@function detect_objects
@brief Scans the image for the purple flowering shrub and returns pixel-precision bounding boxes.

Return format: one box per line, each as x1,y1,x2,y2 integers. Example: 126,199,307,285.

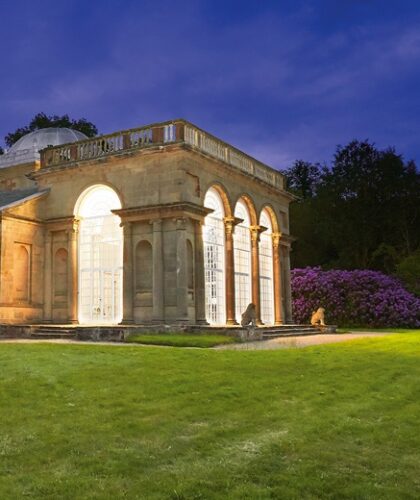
291,267,420,327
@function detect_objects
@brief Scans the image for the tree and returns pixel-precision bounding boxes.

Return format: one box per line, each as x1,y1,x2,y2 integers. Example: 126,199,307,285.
287,140,420,272
4,112,98,148
282,160,323,199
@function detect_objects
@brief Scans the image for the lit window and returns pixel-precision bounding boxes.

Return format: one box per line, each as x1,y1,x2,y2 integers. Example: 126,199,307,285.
234,199,252,322
75,185,123,324
259,210,275,324
203,188,226,324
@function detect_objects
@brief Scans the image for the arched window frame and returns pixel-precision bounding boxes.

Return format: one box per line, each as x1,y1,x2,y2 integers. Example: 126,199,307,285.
203,187,226,324
234,199,252,322
75,185,123,324
259,209,275,325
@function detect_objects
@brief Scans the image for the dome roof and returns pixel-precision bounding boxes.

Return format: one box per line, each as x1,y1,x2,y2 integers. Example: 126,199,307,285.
9,127,88,153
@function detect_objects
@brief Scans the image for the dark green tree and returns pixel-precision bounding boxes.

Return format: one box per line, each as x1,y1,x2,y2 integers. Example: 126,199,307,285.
283,160,323,199
287,140,420,272
4,112,98,148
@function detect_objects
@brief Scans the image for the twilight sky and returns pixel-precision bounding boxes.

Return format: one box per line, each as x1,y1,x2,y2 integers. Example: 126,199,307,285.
1,0,420,170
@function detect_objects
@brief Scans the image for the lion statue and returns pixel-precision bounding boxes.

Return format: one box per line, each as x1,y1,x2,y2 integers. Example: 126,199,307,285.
241,303,257,327
310,307,326,326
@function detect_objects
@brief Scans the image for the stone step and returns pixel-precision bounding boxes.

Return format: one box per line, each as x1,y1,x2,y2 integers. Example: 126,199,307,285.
30,328,77,339
262,330,319,339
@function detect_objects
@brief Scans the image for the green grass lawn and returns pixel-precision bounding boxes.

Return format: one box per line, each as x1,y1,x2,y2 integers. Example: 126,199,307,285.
338,327,420,334
126,333,238,348
0,334,419,499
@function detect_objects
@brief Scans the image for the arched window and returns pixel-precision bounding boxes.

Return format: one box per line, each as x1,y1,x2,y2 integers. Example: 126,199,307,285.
259,210,274,324
75,185,123,324
54,248,68,302
203,187,226,324
14,244,30,302
136,241,153,291
234,199,252,322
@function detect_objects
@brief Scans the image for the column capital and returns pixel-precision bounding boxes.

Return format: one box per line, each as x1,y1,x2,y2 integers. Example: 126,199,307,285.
249,225,265,244
175,217,188,230
150,218,163,230
223,216,241,236
71,218,80,234
272,232,282,248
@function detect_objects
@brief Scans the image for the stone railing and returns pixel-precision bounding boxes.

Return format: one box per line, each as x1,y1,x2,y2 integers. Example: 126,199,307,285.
40,120,284,190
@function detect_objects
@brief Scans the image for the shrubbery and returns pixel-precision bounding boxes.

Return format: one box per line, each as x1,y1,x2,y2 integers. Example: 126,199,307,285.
291,267,420,327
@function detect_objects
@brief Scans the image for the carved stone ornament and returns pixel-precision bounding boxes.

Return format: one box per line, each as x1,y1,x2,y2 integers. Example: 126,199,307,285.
241,302,257,327
310,307,326,326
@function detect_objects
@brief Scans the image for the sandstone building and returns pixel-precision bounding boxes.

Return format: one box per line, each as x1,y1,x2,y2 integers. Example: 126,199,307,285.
0,120,294,326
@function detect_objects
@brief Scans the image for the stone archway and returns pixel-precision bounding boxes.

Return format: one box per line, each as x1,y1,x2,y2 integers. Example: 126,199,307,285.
75,185,123,324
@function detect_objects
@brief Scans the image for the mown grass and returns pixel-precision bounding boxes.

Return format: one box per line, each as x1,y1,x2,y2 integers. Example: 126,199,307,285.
126,333,238,348
0,334,419,499
338,327,420,334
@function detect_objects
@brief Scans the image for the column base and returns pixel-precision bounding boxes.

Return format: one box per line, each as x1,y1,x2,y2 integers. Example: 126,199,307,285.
68,319,79,324
256,319,264,326
274,320,284,326
226,319,239,326
120,319,134,325
195,319,210,325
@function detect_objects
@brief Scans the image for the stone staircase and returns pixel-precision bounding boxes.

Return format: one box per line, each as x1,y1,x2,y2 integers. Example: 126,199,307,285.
260,325,321,339
30,326,77,340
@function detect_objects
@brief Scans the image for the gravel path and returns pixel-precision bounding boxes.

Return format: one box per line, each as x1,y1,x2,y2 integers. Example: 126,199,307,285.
0,332,395,350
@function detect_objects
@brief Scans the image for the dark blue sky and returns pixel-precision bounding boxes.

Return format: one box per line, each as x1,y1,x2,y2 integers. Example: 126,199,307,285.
1,0,420,169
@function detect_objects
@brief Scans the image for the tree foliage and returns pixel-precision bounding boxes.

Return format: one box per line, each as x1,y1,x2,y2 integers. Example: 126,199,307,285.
283,140,420,276
4,112,98,148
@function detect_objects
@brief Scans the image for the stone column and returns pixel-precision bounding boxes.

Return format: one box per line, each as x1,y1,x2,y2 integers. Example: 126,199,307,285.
224,216,238,325
176,218,189,322
250,225,263,325
272,232,284,325
152,219,164,323
43,230,52,323
194,219,208,324
68,219,79,324
282,243,293,323
121,221,134,324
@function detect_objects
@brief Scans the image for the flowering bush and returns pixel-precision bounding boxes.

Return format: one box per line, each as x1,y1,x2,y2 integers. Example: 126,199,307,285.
291,267,420,327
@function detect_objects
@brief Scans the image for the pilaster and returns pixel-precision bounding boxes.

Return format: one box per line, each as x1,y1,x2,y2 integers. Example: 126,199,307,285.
151,218,164,322
68,218,79,324
121,221,134,324
250,225,263,325
281,242,293,323
176,217,189,322
272,232,284,325
43,230,52,322
224,216,239,325
194,219,208,324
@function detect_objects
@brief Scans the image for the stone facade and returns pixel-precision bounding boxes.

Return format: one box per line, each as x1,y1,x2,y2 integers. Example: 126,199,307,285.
0,120,295,325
